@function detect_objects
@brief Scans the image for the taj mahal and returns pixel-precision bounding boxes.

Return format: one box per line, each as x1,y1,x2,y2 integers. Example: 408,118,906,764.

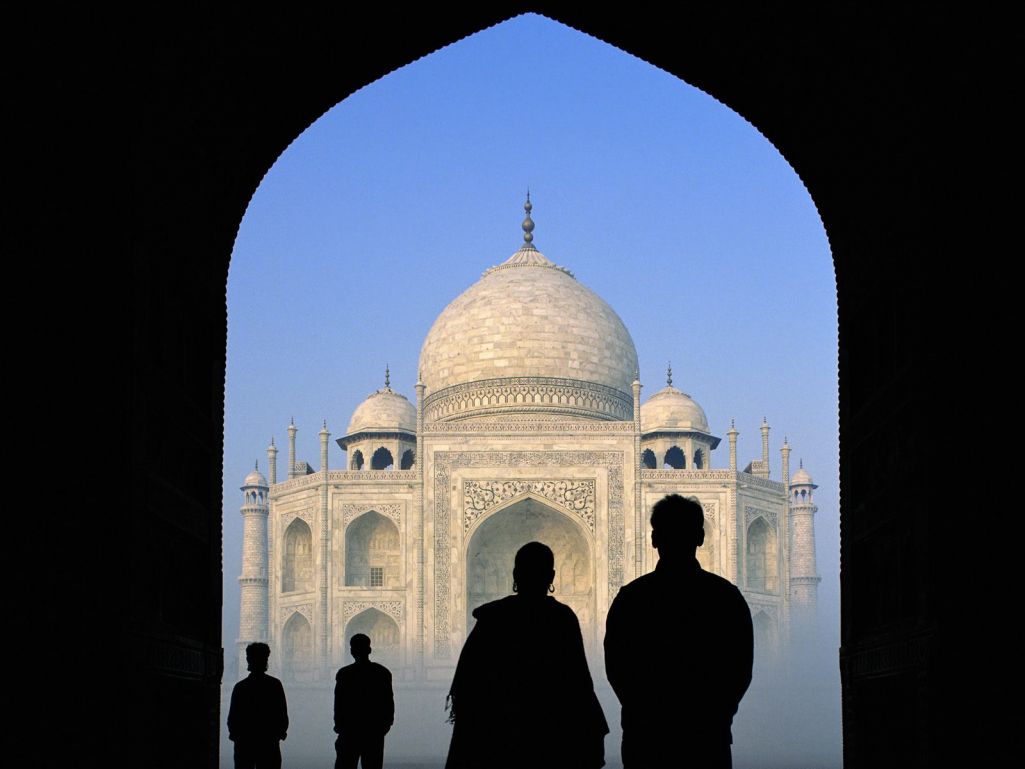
236,198,820,683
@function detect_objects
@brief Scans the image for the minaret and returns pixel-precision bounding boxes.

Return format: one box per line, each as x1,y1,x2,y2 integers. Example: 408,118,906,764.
237,462,269,678
632,371,643,575
760,417,771,478
415,370,426,674
728,419,739,471
287,418,298,479
789,460,821,619
318,420,330,674
267,437,278,485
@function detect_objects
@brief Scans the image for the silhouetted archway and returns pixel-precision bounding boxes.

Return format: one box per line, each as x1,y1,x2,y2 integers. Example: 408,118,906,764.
371,447,393,470
663,445,685,469
641,448,656,469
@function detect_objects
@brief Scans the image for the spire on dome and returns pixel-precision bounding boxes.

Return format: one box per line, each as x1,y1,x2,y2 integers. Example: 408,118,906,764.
254,460,259,471
521,192,535,248
667,362,673,387
385,364,391,389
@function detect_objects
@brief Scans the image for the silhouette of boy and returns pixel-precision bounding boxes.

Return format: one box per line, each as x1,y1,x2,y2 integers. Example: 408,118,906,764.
604,494,753,769
334,633,394,769
227,642,289,769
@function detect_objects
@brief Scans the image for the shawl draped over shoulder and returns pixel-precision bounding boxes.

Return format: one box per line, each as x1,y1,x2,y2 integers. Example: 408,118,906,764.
445,595,609,769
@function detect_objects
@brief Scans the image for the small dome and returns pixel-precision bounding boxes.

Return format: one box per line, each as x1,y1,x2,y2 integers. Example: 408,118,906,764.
641,385,710,433
346,387,416,435
243,467,267,487
791,466,815,486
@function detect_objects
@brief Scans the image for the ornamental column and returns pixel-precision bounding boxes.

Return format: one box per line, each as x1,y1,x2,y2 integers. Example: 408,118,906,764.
318,420,331,676
727,419,739,471
238,462,269,679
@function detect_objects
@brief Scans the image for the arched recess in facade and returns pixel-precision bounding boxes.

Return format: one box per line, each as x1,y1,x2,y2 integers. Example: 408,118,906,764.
282,519,313,593
283,611,314,682
351,449,364,470
465,495,595,642
371,447,394,470
345,607,401,668
746,517,779,593
641,449,656,469
400,449,414,470
345,511,400,588
664,445,685,469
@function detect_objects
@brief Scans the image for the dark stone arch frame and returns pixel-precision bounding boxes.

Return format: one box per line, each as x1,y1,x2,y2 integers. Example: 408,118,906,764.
24,8,1016,769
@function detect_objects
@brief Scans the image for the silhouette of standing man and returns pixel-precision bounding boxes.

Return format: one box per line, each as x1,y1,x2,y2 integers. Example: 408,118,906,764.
227,642,289,769
334,633,394,769
605,495,753,769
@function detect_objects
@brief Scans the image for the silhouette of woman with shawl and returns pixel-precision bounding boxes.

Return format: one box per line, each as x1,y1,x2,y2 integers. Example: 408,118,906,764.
445,541,609,769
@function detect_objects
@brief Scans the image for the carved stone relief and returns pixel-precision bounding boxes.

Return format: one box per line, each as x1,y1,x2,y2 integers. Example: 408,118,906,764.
279,602,313,623
339,503,402,528
745,506,778,529
341,600,404,625
463,479,596,533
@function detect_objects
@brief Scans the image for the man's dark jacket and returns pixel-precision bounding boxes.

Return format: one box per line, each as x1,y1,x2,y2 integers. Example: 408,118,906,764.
334,659,394,736
605,558,753,762
227,672,289,744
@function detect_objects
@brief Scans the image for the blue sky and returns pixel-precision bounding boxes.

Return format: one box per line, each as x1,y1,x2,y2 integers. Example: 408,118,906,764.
224,12,837,668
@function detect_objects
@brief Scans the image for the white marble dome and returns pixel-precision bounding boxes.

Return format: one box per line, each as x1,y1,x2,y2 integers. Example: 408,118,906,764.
419,243,639,419
242,466,267,487
640,385,710,433
346,387,416,434
791,466,815,486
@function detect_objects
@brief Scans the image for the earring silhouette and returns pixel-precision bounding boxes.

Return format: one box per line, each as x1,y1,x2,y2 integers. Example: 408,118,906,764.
548,583,555,593
512,581,518,594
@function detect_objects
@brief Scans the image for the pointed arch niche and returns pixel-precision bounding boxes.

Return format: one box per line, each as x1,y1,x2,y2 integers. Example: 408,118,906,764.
282,519,313,593
465,496,594,639
345,511,401,588
345,608,401,669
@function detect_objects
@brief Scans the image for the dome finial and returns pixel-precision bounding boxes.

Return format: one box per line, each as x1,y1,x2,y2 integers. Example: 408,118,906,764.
385,364,390,389
254,460,259,471
667,362,673,387
521,191,535,247
800,458,804,469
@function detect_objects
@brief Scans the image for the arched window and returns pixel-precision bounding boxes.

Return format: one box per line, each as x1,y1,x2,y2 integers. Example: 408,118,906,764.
371,447,393,470
345,511,400,587
693,449,704,469
350,450,364,470
400,449,414,469
282,519,313,593
641,449,656,469
746,517,779,593
664,446,685,469
283,612,314,682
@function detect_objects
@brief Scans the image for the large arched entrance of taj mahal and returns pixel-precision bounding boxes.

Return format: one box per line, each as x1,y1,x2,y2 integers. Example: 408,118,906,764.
466,496,595,647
